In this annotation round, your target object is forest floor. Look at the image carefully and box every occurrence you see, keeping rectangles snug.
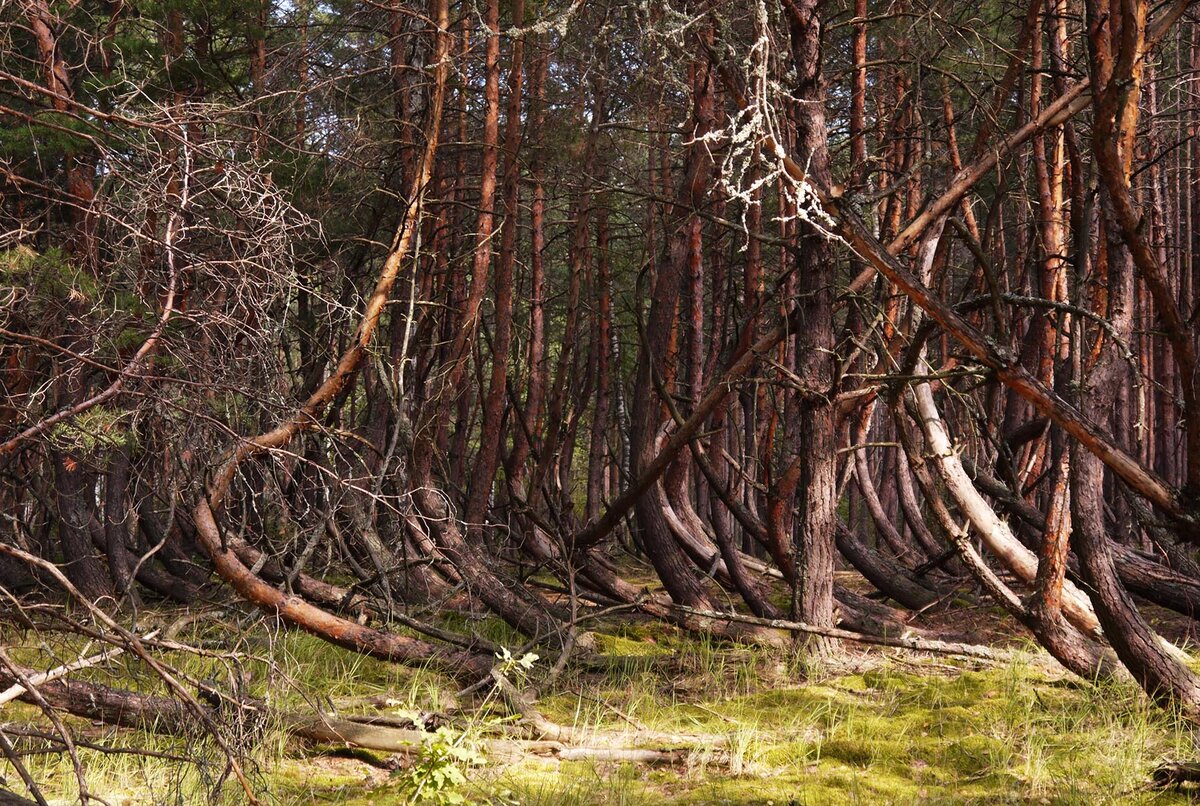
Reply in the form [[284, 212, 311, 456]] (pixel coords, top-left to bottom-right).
[[6, 574, 1200, 805]]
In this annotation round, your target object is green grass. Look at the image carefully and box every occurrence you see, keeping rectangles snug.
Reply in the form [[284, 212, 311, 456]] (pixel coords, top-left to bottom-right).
[[484, 633, 1196, 805], [2, 619, 1197, 804]]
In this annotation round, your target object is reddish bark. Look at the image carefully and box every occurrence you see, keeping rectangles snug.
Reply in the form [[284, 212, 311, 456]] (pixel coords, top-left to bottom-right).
[[466, 0, 524, 528]]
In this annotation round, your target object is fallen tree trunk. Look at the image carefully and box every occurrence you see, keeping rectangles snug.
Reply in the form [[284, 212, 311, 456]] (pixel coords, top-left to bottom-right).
[[1152, 762, 1200, 789], [289, 714, 693, 766], [0, 787, 37, 806], [0, 664, 709, 769], [1, 665, 200, 734], [670, 605, 1010, 661]]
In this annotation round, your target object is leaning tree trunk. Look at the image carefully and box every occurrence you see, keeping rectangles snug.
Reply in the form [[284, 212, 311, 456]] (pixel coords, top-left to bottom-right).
[[628, 48, 716, 608], [1066, 0, 1200, 719]]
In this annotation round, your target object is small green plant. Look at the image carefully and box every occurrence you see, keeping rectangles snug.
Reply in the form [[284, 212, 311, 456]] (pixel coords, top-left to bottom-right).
[[399, 725, 487, 804], [396, 647, 538, 804]]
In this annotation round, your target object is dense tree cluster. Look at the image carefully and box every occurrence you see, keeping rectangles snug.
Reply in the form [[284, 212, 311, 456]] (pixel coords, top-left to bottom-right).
[[4, 0, 1200, 797]]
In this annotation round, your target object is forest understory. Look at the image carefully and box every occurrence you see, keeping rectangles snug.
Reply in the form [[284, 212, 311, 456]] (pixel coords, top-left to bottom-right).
[[7, 0, 1200, 802], [7, 571, 1200, 805]]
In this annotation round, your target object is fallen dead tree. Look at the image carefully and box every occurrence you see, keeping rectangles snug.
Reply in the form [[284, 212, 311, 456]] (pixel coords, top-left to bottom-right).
[[0, 663, 722, 772], [289, 714, 700, 766], [670, 605, 1012, 662]]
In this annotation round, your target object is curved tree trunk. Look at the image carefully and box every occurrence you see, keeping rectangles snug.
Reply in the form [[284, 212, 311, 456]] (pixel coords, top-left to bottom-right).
[[628, 46, 716, 609], [53, 454, 112, 602], [186, 0, 489, 677], [913, 376, 1105, 640], [1064, 0, 1200, 718], [834, 523, 940, 612]]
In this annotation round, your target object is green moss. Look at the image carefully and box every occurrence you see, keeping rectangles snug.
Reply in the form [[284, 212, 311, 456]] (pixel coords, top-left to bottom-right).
[[270, 756, 393, 804], [593, 632, 672, 658], [4, 623, 1196, 804], [491, 653, 1194, 805]]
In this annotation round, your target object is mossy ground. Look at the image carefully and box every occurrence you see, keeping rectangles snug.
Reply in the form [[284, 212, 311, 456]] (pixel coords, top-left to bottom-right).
[[3, 614, 1198, 804], [477, 629, 1196, 805]]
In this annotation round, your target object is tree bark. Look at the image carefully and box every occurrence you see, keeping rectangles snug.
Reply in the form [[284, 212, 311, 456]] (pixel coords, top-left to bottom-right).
[[781, 0, 837, 647]]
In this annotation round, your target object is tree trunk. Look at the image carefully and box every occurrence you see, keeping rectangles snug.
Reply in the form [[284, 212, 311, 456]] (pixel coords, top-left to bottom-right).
[[466, 0, 524, 528], [53, 454, 112, 602], [782, 0, 837, 648]]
